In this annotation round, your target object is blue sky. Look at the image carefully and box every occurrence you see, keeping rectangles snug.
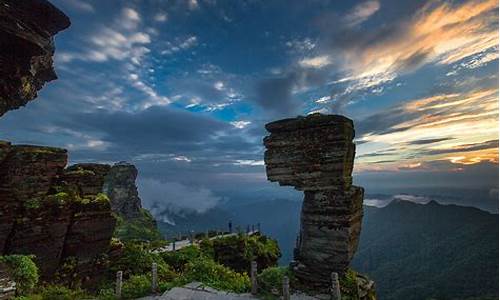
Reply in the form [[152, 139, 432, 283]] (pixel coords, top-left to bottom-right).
[[0, 0, 498, 213]]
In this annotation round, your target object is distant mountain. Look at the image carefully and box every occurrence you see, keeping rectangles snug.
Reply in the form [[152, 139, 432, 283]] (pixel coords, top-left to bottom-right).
[[156, 198, 498, 300], [364, 188, 499, 213], [352, 200, 499, 300]]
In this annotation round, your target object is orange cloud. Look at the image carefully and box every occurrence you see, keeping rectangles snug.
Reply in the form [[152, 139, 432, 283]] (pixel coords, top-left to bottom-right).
[[356, 88, 499, 170], [339, 0, 498, 89]]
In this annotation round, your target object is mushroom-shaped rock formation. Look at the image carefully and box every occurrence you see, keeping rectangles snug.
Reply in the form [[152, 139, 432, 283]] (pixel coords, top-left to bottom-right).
[[0, 0, 70, 116], [263, 113, 364, 290]]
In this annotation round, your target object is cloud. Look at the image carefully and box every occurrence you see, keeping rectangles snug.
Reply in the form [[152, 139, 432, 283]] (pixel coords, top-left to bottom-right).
[[154, 12, 168, 22], [422, 140, 499, 156], [160, 35, 198, 55], [299, 55, 331, 68], [343, 0, 380, 27], [251, 0, 498, 115], [188, 0, 199, 10], [355, 88, 498, 171], [230, 121, 251, 129], [63, 0, 94, 13], [407, 138, 455, 145], [61, 106, 229, 152], [138, 179, 221, 216], [285, 38, 316, 53], [255, 76, 297, 115], [121, 7, 141, 30], [311, 0, 499, 111], [254, 66, 330, 116], [128, 74, 171, 109]]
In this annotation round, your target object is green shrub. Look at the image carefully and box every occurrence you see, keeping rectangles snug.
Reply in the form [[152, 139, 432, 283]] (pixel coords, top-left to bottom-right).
[[95, 193, 110, 204], [339, 269, 359, 299], [97, 288, 117, 300], [0, 255, 39, 295], [39, 285, 89, 300], [13, 296, 42, 300], [121, 275, 151, 299], [181, 257, 250, 293], [257, 266, 292, 296], [200, 234, 281, 273], [110, 242, 169, 279], [161, 245, 202, 273], [113, 209, 163, 242]]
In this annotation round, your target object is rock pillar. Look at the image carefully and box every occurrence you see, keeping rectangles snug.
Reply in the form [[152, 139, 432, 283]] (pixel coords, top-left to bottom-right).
[[263, 113, 364, 290]]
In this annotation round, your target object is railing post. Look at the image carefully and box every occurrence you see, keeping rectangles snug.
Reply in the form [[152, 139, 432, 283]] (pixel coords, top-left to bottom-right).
[[251, 261, 258, 295], [172, 240, 176, 251], [282, 275, 290, 300], [115, 271, 123, 298], [331, 272, 341, 300], [152, 263, 158, 292], [228, 220, 233, 233]]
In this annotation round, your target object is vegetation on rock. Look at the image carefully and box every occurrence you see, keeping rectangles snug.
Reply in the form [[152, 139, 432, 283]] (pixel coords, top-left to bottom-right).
[[181, 256, 251, 293], [257, 266, 293, 298], [113, 208, 163, 242], [0, 255, 39, 295], [200, 233, 281, 273]]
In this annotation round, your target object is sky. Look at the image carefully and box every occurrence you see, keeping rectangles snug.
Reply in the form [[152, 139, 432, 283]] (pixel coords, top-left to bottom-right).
[[0, 0, 498, 213]]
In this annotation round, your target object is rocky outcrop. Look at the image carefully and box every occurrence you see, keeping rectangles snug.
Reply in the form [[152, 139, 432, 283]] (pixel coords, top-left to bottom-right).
[[0, 0, 70, 116], [263, 113, 365, 291], [103, 162, 143, 219], [0, 0, 126, 287], [0, 142, 116, 278]]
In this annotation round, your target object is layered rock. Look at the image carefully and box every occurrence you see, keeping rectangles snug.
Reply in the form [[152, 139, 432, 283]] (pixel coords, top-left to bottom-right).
[[103, 162, 143, 219], [263, 113, 364, 291], [0, 142, 116, 278], [0, 0, 70, 116]]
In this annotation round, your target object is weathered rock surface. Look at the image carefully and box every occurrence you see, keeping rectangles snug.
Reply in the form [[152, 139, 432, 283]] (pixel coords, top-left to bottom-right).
[[103, 162, 143, 219], [263, 113, 365, 291], [0, 0, 70, 116], [0, 142, 116, 278]]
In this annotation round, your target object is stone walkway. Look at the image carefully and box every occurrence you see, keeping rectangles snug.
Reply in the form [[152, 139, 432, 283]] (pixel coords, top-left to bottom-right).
[[136, 282, 321, 300]]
